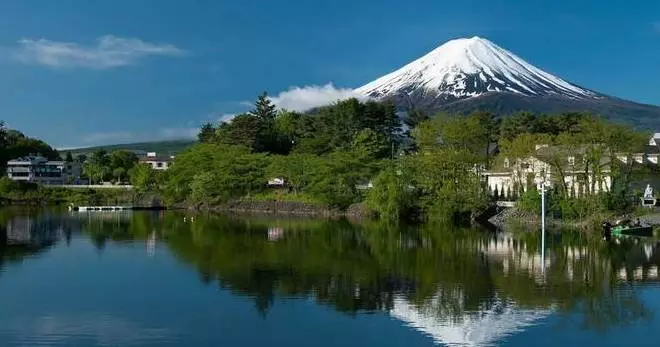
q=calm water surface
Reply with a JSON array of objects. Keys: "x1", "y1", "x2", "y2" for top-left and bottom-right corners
[{"x1": 1, "y1": 208, "x2": 659, "y2": 346}]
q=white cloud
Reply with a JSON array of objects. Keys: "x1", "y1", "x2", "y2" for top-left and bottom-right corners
[
  {"x1": 15, "y1": 35, "x2": 185, "y2": 69},
  {"x1": 218, "y1": 113, "x2": 237, "y2": 123},
  {"x1": 269, "y1": 83, "x2": 369, "y2": 112}
]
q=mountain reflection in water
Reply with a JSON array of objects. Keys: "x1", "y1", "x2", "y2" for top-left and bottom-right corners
[{"x1": 0, "y1": 208, "x2": 658, "y2": 346}]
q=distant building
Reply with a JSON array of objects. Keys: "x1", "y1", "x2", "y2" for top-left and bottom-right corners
[
  {"x1": 138, "y1": 152, "x2": 175, "y2": 171},
  {"x1": 267, "y1": 178, "x2": 285, "y2": 187},
  {"x1": 6, "y1": 156, "x2": 72, "y2": 185}
]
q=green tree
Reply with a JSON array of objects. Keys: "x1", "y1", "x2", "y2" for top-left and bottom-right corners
[
  {"x1": 366, "y1": 166, "x2": 414, "y2": 221},
  {"x1": 112, "y1": 167, "x2": 126, "y2": 183},
  {"x1": 215, "y1": 114, "x2": 264, "y2": 150},
  {"x1": 251, "y1": 92, "x2": 277, "y2": 122},
  {"x1": 198, "y1": 122, "x2": 216, "y2": 143},
  {"x1": 65, "y1": 152, "x2": 74, "y2": 163},
  {"x1": 267, "y1": 154, "x2": 321, "y2": 194},
  {"x1": 129, "y1": 163, "x2": 156, "y2": 192},
  {"x1": 109, "y1": 150, "x2": 138, "y2": 172}
]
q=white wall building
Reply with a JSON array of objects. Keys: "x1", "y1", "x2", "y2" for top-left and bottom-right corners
[
  {"x1": 139, "y1": 152, "x2": 175, "y2": 171},
  {"x1": 484, "y1": 145, "x2": 613, "y2": 199}
]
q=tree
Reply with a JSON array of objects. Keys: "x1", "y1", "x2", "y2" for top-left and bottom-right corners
[
  {"x1": 109, "y1": 150, "x2": 138, "y2": 173},
  {"x1": 198, "y1": 122, "x2": 216, "y2": 143},
  {"x1": 351, "y1": 128, "x2": 390, "y2": 159},
  {"x1": 113, "y1": 167, "x2": 126, "y2": 183},
  {"x1": 83, "y1": 149, "x2": 111, "y2": 184},
  {"x1": 65, "y1": 152, "x2": 74, "y2": 163},
  {"x1": 267, "y1": 154, "x2": 321, "y2": 194},
  {"x1": 404, "y1": 108, "x2": 429, "y2": 128},
  {"x1": 190, "y1": 172, "x2": 216, "y2": 204},
  {"x1": 129, "y1": 163, "x2": 156, "y2": 192},
  {"x1": 215, "y1": 114, "x2": 264, "y2": 150},
  {"x1": 366, "y1": 166, "x2": 414, "y2": 221},
  {"x1": 162, "y1": 144, "x2": 269, "y2": 204},
  {"x1": 251, "y1": 92, "x2": 277, "y2": 122}
]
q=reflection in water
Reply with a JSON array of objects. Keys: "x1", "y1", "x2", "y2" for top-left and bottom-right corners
[{"x1": 0, "y1": 209, "x2": 658, "y2": 345}]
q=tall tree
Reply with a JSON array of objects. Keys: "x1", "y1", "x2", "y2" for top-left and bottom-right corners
[
  {"x1": 198, "y1": 122, "x2": 216, "y2": 143},
  {"x1": 251, "y1": 92, "x2": 277, "y2": 122}
]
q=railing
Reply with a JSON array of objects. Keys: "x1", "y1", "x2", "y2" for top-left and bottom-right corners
[{"x1": 52, "y1": 185, "x2": 134, "y2": 189}]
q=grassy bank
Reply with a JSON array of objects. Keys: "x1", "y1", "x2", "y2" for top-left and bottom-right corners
[{"x1": 0, "y1": 178, "x2": 144, "y2": 206}]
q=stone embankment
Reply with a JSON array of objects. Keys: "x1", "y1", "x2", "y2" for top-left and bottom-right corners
[{"x1": 190, "y1": 201, "x2": 373, "y2": 218}]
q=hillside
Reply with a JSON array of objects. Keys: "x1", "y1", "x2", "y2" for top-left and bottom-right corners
[{"x1": 65, "y1": 140, "x2": 196, "y2": 156}]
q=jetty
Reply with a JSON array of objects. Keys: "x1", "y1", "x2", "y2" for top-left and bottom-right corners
[{"x1": 69, "y1": 205, "x2": 133, "y2": 212}]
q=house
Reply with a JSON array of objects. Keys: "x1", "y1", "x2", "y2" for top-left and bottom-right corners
[
  {"x1": 6, "y1": 156, "x2": 70, "y2": 185},
  {"x1": 139, "y1": 152, "x2": 175, "y2": 171},
  {"x1": 484, "y1": 144, "x2": 613, "y2": 199}
]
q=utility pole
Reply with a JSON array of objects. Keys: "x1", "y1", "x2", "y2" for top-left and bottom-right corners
[{"x1": 540, "y1": 181, "x2": 546, "y2": 273}]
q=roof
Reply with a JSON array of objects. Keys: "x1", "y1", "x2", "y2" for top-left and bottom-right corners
[
  {"x1": 7, "y1": 156, "x2": 64, "y2": 165},
  {"x1": 139, "y1": 156, "x2": 173, "y2": 162},
  {"x1": 645, "y1": 145, "x2": 660, "y2": 155}
]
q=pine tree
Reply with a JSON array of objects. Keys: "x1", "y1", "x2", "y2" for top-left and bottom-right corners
[
  {"x1": 65, "y1": 151, "x2": 74, "y2": 163},
  {"x1": 251, "y1": 92, "x2": 277, "y2": 122},
  {"x1": 198, "y1": 122, "x2": 216, "y2": 143}
]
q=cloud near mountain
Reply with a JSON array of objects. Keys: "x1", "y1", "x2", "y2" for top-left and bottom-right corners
[{"x1": 269, "y1": 83, "x2": 368, "y2": 112}]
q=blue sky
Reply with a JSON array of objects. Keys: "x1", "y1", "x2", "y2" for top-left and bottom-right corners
[{"x1": 0, "y1": 0, "x2": 659, "y2": 148}]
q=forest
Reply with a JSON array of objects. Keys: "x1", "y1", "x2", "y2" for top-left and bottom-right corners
[
  {"x1": 161, "y1": 93, "x2": 649, "y2": 222},
  {"x1": 0, "y1": 94, "x2": 651, "y2": 222}
]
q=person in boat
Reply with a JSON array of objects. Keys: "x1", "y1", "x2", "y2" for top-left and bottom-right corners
[{"x1": 634, "y1": 218, "x2": 642, "y2": 227}]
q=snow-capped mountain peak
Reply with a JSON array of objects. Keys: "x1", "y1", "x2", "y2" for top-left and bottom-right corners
[{"x1": 356, "y1": 36, "x2": 595, "y2": 102}]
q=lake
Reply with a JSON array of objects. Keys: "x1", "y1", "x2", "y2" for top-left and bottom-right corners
[{"x1": 0, "y1": 208, "x2": 659, "y2": 346}]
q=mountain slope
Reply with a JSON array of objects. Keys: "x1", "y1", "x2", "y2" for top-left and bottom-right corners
[
  {"x1": 356, "y1": 36, "x2": 660, "y2": 129},
  {"x1": 65, "y1": 140, "x2": 195, "y2": 156}
]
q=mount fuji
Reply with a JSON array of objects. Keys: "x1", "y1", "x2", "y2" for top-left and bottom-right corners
[{"x1": 356, "y1": 37, "x2": 660, "y2": 129}]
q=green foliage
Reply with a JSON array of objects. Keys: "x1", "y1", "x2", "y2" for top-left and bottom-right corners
[
  {"x1": 0, "y1": 125, "x2": 60, "y2": 172},
  {"x1": 129, "y1": 164, "x2": 156, "y2": 192},
  {"x1": 267, "y1": 154, "x2": 321, "y2": 193},
  {"x1": 366, "y1": 166, "x2": 415, "y2": 221},
  {"x1": 518, "y1": 188, "x2": 541, "y2": 214},
  {"x1": 198, "y1": 122, "x2": 216, "y2": 143},
  {"x1": 251, "y1": 92, "x2": 277, "y2": 122},
  {"x1": 163, "y1": 143, "x2": 269, "y2": 204}
]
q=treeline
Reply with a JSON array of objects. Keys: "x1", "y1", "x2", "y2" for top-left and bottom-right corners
[
  {"x1": 0, "y1": 121, "x2": 59, "y2": 171},
  {"x1": 160, "y1": 93, "x2": 649, "y2": 222}
]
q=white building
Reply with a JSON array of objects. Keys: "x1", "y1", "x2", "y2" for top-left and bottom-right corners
[
  {"x1": 138, "y1": 152, "x2": 175, "y2": 171},
  {"x1": 6, "y1": 156, "x2": 71, "y2": 185},
  {"x1": 484, "y1": 144, "x2": 613, "y2": 199}
]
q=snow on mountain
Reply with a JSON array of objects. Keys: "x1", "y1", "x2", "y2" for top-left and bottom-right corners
[{"x1": 356, "y1": 36, "x2": 596, "y2": 103}]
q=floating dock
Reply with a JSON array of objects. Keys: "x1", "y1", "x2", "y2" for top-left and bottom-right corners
[{"x1": 69, "y1": 205, "x2": 133, "y2": 212}]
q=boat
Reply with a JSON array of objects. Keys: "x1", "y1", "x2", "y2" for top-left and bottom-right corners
[
  {"x1": 611, "y1": 225, "x2": 653, "y2": 238},
  {"x1": 603, "y1": 220, "x2": 653, "y2": 240}
]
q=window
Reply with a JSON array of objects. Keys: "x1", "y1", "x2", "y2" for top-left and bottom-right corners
[
  {"x1": 568, "y1": 156, "x2": 575, "y2": 166},
  {"x1": 503, "y1": 158, "x2": 510, "y2": 168},
  {"x1": 157, "y1": 162, "x2": 163, "y2": 168}
]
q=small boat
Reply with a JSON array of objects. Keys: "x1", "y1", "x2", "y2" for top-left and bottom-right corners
[
  {"x1": 603, "y1": 220, "x2": 653, "y2": 240},
  {"x1": 611, "y1": 225, "x2": 653, "y2": 238}
]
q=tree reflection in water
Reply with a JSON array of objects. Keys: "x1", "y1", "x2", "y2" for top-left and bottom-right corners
[{"x1": 0, "y1": 209, "x2": 657, "y2": 340}]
